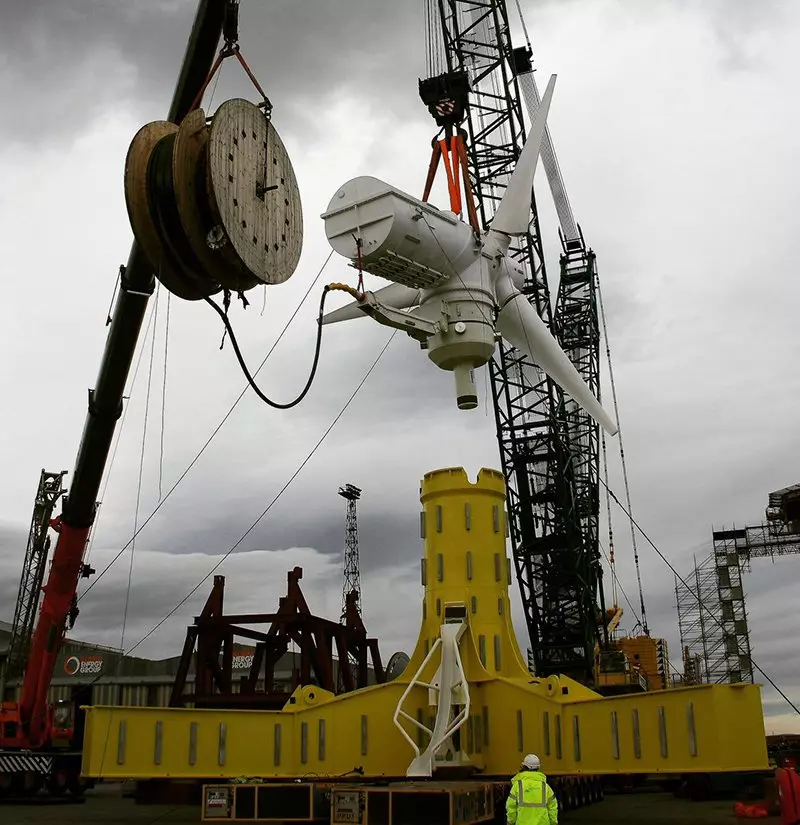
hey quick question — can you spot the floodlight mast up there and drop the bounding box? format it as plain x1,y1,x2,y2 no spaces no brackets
1,0,228,759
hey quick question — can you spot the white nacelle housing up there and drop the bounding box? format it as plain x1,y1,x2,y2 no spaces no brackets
321,176,478,290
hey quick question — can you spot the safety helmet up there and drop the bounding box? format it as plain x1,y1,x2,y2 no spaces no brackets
522,754,541,770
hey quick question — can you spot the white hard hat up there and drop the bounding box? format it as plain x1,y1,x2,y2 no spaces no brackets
522,754,540,770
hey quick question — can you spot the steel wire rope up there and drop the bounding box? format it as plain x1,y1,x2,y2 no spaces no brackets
120,329,396,660
119,285,161,655
91,290,162,780
599,476,800,715
513,0,533,52
88,327,398,776
601,430,618,608
91,292,392,781
598,280,648,634
78,250,334,602
84,293,158,565
598,539,637,625
158,291,171,501
596,538,685,684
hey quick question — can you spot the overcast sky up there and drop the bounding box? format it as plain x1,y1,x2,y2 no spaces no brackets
1,0,799,734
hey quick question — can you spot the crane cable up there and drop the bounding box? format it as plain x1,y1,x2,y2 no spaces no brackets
597,538,687,684
600,429,619,610
122,329,397,661
86,326,397,776
600,477,800,715
597,280,649,635
119,284,161,656
79,251,334,602
158,292,171,501
423,0,444,77
84,286,159,566
50,252,345,762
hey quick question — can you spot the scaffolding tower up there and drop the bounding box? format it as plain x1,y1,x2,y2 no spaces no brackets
676,484,800,684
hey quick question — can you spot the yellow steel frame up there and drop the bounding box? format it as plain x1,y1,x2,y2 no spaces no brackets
82,468,768,781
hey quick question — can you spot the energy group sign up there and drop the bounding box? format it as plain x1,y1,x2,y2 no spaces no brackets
63,655,103,676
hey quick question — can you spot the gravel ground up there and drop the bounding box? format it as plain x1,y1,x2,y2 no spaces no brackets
0,787,781,824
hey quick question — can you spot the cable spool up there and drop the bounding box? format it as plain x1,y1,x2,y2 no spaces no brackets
124,99,303,300
205,98,303,286
125,121,217,301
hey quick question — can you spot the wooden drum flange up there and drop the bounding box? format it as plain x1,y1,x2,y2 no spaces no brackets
205,98,303,287
123,99,303,300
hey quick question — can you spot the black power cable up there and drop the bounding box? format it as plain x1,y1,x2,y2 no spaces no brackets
32,330,395,747
113,330,396,660
203,284,330,409
80,251,333,601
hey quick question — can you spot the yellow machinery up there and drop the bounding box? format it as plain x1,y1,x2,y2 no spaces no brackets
593,607,671,694
82,467,768,787
618,635,672,690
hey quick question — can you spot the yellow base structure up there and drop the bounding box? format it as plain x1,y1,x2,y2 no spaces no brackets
82,468,768,780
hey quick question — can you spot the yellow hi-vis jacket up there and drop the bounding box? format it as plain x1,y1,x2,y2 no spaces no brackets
506,770,558,825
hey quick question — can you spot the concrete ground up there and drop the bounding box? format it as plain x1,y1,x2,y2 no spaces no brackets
0,787,781,824
572,791,778,823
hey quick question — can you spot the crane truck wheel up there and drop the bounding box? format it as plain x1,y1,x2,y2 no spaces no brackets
21,770,43,795
46,768,69,796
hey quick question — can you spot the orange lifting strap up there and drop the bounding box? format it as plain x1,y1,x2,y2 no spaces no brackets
421,127,480,233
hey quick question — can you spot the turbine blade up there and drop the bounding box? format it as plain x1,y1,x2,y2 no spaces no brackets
491,74,556,237
321,283,421,325
497,294,618,435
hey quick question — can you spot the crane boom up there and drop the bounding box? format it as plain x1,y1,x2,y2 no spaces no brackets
431,0,605,682
516,64,608,653
5,0,227,747
516,69,579,244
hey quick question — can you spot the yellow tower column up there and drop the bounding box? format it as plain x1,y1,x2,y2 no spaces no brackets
407,467,530,686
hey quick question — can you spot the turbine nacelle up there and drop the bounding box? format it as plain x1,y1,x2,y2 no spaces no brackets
319,76,618,435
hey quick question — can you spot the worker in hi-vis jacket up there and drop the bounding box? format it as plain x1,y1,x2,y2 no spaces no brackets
506,754,559,825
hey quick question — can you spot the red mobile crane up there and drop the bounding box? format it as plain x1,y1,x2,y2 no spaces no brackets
0,0,228,795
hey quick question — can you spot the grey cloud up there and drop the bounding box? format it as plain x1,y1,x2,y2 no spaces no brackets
2,0,792,147
0,0,426,144
3,0,800,730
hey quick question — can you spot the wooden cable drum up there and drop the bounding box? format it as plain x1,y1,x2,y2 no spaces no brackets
173,108,259,293
147,131,222,299
124,99,303,300
205,98,303,286
125,121,218,301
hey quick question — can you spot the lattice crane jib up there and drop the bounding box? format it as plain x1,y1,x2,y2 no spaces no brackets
430,0,604,682
5,470,67,682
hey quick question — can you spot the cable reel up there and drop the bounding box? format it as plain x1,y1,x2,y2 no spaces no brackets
124,98,303,301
